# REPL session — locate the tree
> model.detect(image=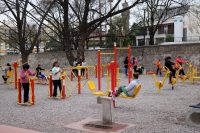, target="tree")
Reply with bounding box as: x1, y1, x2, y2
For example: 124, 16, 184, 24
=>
36, 0, 146, 65
136, 0, 191, 45
0, 0, 55, 63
